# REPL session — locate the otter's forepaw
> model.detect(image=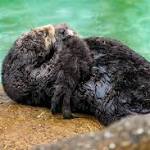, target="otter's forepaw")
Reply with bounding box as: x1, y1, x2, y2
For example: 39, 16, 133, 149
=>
63, 110, 73, 119
51, 97, 61, 114
51, 103, 57, 114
